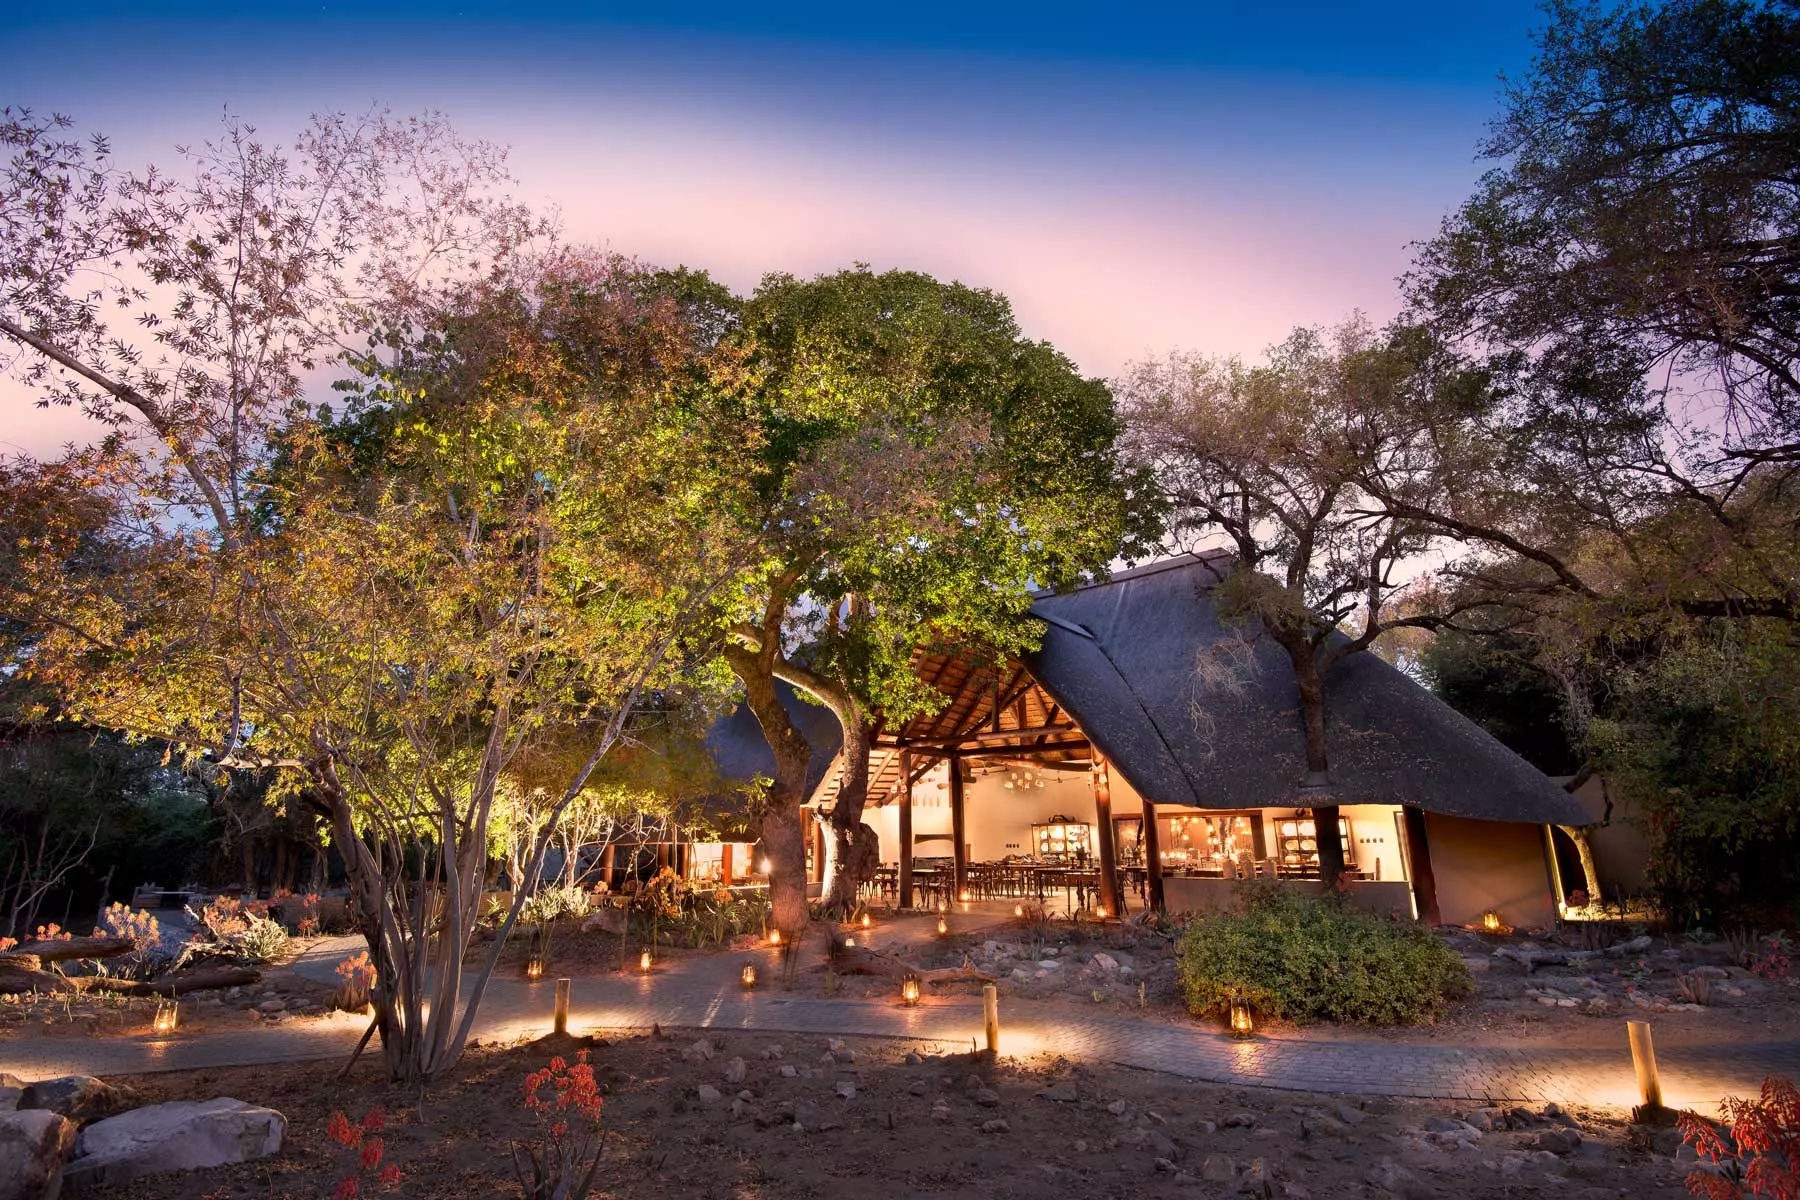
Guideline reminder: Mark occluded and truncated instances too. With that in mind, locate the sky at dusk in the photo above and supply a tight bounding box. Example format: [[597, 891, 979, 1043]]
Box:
[[2, 2, 1548, 457]]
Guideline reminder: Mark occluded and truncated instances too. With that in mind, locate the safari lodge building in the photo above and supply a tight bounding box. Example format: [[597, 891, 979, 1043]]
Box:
[[722, 554, 1592, 931]]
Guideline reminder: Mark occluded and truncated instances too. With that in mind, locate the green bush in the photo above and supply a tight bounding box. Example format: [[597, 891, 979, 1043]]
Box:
[[1176, 882, 1471, 1026]]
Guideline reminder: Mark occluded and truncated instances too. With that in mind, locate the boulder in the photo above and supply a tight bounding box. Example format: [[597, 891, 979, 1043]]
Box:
[[18, 1076, 126, 1122], [579, 908, 627, 936], [0, 1109, 76, 1200], [64, 1098, 285, 1188]]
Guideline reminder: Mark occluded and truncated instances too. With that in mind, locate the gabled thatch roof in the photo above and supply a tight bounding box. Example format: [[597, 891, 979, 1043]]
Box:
[[1024, 553, 1589, 825]]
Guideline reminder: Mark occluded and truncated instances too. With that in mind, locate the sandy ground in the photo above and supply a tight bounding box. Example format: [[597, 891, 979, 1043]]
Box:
[[89, 1028, 1701, 1200]]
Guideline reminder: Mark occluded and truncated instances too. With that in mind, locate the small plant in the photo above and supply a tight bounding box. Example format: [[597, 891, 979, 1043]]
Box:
[[1678, 972, 1713, 1006], [1679, 1074, 1800, 1200], [95, 903, 165, 981], [1751, 934, 1797, 986], [334, 951, 377, 1013], [1726, 927, 1761, 970], [295, 893, 321, 937], [514, 1051, 607, 1200], [236, 915, 289, 963], [520, 885, 594, 926], [33, 923, 73, 942], [326, 1106, 401, 1200]]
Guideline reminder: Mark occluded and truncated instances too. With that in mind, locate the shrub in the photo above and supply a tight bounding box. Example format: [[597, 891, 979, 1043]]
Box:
[[519, 886, 594, 926], [513, 1051, 606, 1200], [95, 903, 165, 980], [1176, 881, 1471, 1026], [1681, 1074, 1800, 1200], [236, 916, 289, 963], [326, 1106, 402, 1200]]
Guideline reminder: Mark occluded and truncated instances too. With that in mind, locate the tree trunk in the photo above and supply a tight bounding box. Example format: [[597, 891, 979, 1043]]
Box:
[[724, 646, 814, 939], [1282, 637, 1346, 888], [818, 716, 880, 915], [1557, 825, 1604, 904]]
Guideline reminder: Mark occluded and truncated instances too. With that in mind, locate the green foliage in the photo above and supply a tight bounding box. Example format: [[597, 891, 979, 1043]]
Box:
[[1176, 882, 1471, 1026], [236, 915, 290, 963], [1419, 627, 1581, 775], [518, 885, 594, 926]]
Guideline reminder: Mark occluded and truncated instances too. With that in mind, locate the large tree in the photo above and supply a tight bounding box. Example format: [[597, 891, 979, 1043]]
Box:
[[710, 267, 1152, 922], [1121, 319, 1498, 886], [0, 110, 750, 1081]]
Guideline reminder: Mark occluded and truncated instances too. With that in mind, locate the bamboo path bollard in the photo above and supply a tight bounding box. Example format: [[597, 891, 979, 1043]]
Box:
[[982, 983, 999, 1057], [1627, 1019, 1663, 1111], [554, 977, 571, 1037]]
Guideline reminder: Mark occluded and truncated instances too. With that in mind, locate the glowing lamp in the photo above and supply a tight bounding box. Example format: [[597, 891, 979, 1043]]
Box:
[[151, 998, 179, 1034], [769, 928, 782, 946], [1229, 993, 1255, 1039], [525, 954, 545, 981], [639, 949, 653, 973], [758, 858, 772, 874], [860, 913, 871, 929], [1013, 904, 1025, 918], [901, 972, 921, 1006], [1482, 910, 1502, 932], [741, 963, 757, 990], [936, 916, 949, 936], [958, 890, 970, 903], [1096, 906, 1109, 919], [845, 936, 856, 947]]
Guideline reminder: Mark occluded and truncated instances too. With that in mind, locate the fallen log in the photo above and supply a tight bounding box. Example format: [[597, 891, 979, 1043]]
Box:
[[829, 943, 995, 986], [0, 952, 44, 971], [0, 962, 78, 995], [73, 966, 261, 997], [1492, 947, 1600, 975], [13, 936, 135, 963]]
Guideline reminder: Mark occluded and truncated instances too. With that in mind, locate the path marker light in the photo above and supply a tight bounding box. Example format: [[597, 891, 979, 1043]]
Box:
[[741, 963, 758, 990], [639, 949, 653, 973], [901, 972, 921, 1006], [1229, 992, 1255, 1038], [553, 978, 571, 1036], [152, 997, 179, 1034]]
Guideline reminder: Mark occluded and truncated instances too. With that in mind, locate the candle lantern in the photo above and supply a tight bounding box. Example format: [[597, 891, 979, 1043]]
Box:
[[769, 928, 782, 946], [741, 962, 758, 990], [1096, 906, 1109, 920], [845, 936, 855, 947], [1013, 904, 1025, 918], [1228, 993, 1255, 1038], [860, 912, 872, 929], [152, 997, 179, 1034], [639, 949, 653, 973], [936, 916, 949, 936], [524, 925, 549, 980], [1482, 910, 1503, 933], [901, 972, 921, 1006]]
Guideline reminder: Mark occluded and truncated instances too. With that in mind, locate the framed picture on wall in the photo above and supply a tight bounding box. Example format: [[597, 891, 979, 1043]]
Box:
[[1112, 815, 1144, 866]]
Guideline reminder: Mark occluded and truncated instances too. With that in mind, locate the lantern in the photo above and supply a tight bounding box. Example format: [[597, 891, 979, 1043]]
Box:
[[860, 912, 872, 929], [741, 963, 758, 990], [1013, 904, 1025, 918], [1096, 906, 1109, 920], [901, 972, 921, 1006], [936, 916, 949, 936], [769, 928, 782, 946], [758, 857, 772, 874], [1482, 910, 1503, 933], [525, 953, 545, 981], [1229, 993, 1255, 1039], [152, 998, 179, 1034], [845, 936, 856, 947], [639, 949, 653, 973]]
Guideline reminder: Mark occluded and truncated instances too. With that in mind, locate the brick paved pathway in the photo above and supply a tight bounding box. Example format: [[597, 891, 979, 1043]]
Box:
[[4, 916, 1794, 1111]]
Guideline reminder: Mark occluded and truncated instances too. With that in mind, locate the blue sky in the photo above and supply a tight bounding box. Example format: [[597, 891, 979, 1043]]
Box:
[[2, 2, 1549, 455]]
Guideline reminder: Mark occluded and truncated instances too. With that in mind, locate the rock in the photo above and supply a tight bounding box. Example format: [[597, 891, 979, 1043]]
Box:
[[19, 1075, 125, 1122], [1037, 1081, 1078, 1103], [1154, 1156, 1178, 1173], [963, 1073, 986, 1092], [65, 1099, 284, 1189], [1147, 1130, 1180, 1160], [1073, 1139, 1088, 1152], [1092, 952, 1120, 972], [826, 1038, 846, 1053], [1036, 960, 1061, 970], [792, 1100, 823, 1130], [833, 1049, 857, 1064], [1467, 1107, 1505, 1132], [1201, 1153, 1237, 1183], [256, 998, 286, 1014], [972, 1088, 1000, 1107], [1196, 1120, 1218, 1134], [1106, 1098, 1128, 1116], [1279, 1184, 1312, 1199], [1529, 1128, 1581, 1155], [1461, 955, 1491, 973], [695, 1085, 723, 1104], [1239, 1157, 1271, 1195], [0, 1087, 19, 1116], [903, 1052, 921, 1065], [835, 1082, 857, 1101], [579, 908, 626, 935], [1300, 1115, 1349, 1138], [723, 1057, 747, 1085], [1364, 1158, 1417, 1194], [682, 1038, 716, 1063], [1424, 1116, 1466, 1133], [1651, 1128, 1685, 1158], [1335, 1103, 1367, 1126], [778, 1065, 798, 1079], [930, 1104, 951, 1123], [759, 1044, 785, 1061], [981, 1118, 1011, 1134], [908, 1080, 929, 1096], [0, 1110, 76, 1200], [1223, 1112, 1257, 1129]]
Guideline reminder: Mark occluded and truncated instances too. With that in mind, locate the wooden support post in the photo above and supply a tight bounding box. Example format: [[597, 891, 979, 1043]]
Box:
[[1627, 1019, 1663, 1111], [721, 843, 734, 887], [808, 813, 825, 884], [1142, 797, 1165, 913], [600, 844, 616, 891], [1401, 806, 1440, 924], [656, 841, 670, 871], [898, 752, 915, 910], [553, 977, 571, 1037], [1092, 757, 1121, 918], [982, 982, 999, 1056], [949, 756, 968, 902]]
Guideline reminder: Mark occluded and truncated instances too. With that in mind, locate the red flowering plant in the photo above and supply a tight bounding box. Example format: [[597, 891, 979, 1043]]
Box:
[[1680, 1075, 1800, 1200], [334, 951, 377, 1013], [325, 1106, 401, 1200], [513, 1051, 607, 1200]]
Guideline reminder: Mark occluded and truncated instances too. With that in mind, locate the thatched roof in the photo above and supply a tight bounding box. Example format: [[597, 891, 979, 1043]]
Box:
[[1024, 553, 1589, 825], [704, 553, 1589, 827]]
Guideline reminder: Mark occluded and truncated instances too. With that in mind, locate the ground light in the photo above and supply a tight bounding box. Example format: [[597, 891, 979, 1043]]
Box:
[[639, 949, 652, 973], [1482, 910, 1503, 933], [152, 997, 179, 1034], [860, 912, 871, 930], [1013, 904, 1025, 918], [525, 953, 545, 981], [769, 928, 782, 946], [741, 963, 758, 990], [1229, 993, 1255, 1038], [936, 916, 949, 936], [901, 972, 921, 1005]]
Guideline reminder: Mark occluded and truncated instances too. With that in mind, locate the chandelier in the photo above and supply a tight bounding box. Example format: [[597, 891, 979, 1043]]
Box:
[[1002, 765, 1045, 790]]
